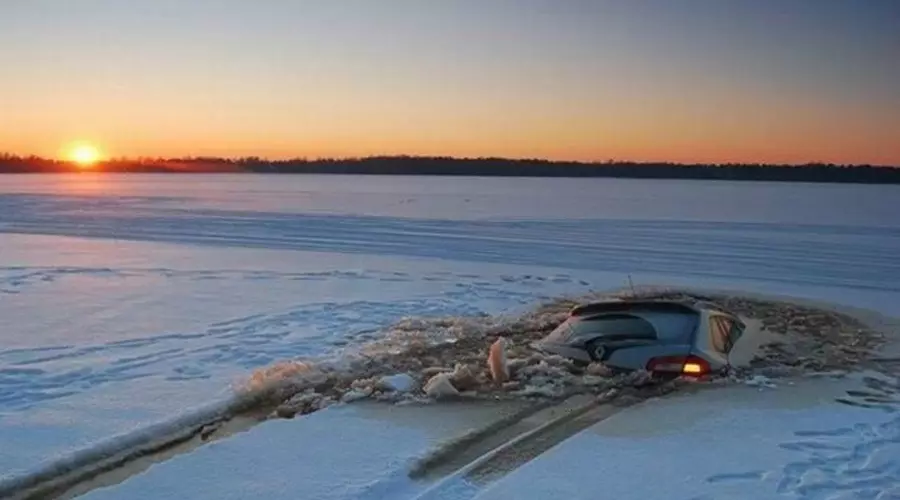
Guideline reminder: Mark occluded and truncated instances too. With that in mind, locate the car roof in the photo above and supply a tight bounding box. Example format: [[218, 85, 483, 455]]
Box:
[[568, 299, 703, 318]]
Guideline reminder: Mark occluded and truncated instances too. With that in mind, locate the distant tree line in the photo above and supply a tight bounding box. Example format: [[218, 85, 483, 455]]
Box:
[[2, 152, 899, 184]]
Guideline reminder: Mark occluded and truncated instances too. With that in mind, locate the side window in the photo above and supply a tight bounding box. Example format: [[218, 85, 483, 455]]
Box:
[[723, 318, 744, 351], [710, 316, 743, 353], [709, 316, 729, 352]]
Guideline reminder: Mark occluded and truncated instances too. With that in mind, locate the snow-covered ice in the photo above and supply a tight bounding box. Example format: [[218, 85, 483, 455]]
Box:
[[76, 373, 900, 500], [0, 233, 611, 481], [470, 372, 900, 500], [78, 401, 529, 500], [1, 174, 899, 495]]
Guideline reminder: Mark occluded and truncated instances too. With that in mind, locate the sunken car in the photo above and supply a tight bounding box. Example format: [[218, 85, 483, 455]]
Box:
[[535, 299, 745, 377]]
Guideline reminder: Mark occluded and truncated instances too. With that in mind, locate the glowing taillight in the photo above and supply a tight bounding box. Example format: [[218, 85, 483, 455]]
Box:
[[646, 355, 710, 376], [682, 362, 704, 374]]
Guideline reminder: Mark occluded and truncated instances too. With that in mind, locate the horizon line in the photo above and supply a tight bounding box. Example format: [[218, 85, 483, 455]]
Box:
[[2, 152, 897, 169]]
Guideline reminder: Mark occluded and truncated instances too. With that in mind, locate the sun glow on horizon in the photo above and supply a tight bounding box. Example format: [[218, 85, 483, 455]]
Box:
[[67, 143, 102, 168]]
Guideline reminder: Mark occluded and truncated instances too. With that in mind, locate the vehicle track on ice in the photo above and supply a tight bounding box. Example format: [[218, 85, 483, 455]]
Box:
[[407, 382, 705, 500]]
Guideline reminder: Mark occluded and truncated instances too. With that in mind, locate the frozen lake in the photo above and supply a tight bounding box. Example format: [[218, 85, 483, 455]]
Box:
[[1, 174, 899, 491]]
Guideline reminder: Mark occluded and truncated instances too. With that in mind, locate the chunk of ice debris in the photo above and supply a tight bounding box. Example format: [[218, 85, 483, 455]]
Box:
[[422, 366, 451, 378], [581, 375, 609, 387], [450, 363, 478, 391], [423, 373, 460, 398], [507, 357, 530, 375], [744, 375, 777, 389], [377, 373, 417, 393], [513, 383, 565, 398], [487, 337, 510, 383], [586, 362, 613, 377], [517, 360, 571, 379], [542, 354, 576, 369], [622, 369, 654, 387], [275, 390, 324, 418], [243, 360, 323, 392], [340, 388, 372, 403], [502, 381, 521, 391], [596, 388, 621, 403]]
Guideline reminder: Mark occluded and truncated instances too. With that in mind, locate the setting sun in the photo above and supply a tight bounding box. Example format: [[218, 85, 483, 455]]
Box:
[[68, 144, 101, 168]]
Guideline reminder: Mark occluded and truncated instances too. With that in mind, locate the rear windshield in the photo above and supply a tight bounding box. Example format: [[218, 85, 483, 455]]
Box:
[[568, 314, 657, 339], [546, 309, 698, 344]]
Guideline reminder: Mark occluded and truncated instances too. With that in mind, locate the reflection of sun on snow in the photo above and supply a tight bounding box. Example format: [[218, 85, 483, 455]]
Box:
[[68, 144, 101, 168]]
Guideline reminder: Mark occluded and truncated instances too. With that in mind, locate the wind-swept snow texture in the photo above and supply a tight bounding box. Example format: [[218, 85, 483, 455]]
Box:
[[2, 175, 899, 484], [77, 374, 900, 500], [79, 401, 529, 500], [472, 373, 900, 500]]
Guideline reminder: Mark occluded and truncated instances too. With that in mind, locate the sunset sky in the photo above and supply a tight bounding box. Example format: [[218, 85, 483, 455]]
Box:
[[1, 0, 898, 164]]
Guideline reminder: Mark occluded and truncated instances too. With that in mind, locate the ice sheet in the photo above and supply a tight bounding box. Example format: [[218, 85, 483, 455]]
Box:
[[2, 175, 899, 486], [474, 373, 900, 500], [0, 233, 622, 479], [79, 401, 527, 500]]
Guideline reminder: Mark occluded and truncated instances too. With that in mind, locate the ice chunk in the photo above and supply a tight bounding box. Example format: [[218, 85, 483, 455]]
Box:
[[423, 373, 460, 398], [487, 337, 510, 383], [581, 375, 609, 387], [377, 373, 417, 393], [242, 361, 322, 392], [507, 357, 530, 375], [340, 388, 372, 403], [513, 383, 564, 398], [585, 362, 613, 377], [450, 363, 477, 391], [421, 366, 451, 378], [745, 375, 777, 389], [275, 390, 323, 418]]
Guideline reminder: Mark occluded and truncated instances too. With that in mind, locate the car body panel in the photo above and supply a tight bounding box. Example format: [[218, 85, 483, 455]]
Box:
[[694, 310, 746, 369], [604, 343, 694, 370]]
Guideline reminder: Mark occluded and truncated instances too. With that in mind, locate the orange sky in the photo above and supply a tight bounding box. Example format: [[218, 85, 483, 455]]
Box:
[[2, 2, 898, 165]]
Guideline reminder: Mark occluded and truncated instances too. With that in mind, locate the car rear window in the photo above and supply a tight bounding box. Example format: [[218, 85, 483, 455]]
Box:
[[569, 313, 657, 339]]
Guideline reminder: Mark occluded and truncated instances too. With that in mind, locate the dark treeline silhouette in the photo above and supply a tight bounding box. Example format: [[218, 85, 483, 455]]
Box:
[[2, 153, 899, 184]]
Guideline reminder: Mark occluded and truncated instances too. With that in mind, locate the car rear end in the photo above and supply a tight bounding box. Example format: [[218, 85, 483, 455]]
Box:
[[536, 301, 702, 374]]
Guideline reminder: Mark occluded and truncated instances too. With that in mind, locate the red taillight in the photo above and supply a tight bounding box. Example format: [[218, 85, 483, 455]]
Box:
[[646, 355, 710, 376]]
